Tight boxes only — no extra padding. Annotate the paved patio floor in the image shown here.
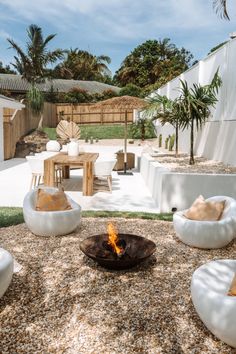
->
[0,145,159,213]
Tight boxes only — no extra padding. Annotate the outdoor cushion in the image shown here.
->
[191,260,236,348]
[184,195,225,221]
[36,188,72,211]
[173,196,236,249]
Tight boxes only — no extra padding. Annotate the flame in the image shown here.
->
[107,222,123,255]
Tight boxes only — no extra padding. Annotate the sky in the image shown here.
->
[0,0,236,75]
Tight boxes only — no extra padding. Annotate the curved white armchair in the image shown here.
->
[0,248,13,298]
[191,260,236,348]
[173,196,236,249]
[94,159,117,192]
[23,187,82,236]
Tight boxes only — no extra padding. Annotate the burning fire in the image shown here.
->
[107,223,124,255]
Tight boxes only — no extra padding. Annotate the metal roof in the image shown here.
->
[0,74,120,94]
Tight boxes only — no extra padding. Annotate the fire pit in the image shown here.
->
[80,223,156,270]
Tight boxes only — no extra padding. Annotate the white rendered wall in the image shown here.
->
[152,38,236,165]
[0,108,3,162]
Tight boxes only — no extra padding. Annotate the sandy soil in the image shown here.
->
[0,218,235,353]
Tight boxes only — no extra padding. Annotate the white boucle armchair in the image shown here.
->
[191,259,236,348]
[23,187,81,236]
[173,196,236,249]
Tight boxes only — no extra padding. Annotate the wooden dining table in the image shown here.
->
[44,152,99,196]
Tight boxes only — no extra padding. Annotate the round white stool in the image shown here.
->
[0,248,13,298]
[191,260,236,348]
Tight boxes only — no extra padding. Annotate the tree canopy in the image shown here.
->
[114,39,194,92]
[53,48,112,82]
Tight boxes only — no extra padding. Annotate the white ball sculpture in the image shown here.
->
[46,140,61,152]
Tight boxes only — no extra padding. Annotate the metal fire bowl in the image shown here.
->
[80,233,156,270]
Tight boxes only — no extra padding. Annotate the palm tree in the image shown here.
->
[179,70,222,164]
[8,24,63,84]
[213,0,229,19]
[7,24,63,128]
[144,94,181,157]
[54,48,111,81]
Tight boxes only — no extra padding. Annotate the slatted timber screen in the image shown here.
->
[55,103,133,125]
[3,102,57,160]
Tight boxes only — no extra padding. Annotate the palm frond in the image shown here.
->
[213,0,229,20]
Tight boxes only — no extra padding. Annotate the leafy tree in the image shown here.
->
[179,70,222,164]
[144,95,181,157]
[213,0,229,19]
[114,39,194,90]
[0,61,16,74]
[53,48,112,82]
[7,24,63,128]
[119,83,143,97]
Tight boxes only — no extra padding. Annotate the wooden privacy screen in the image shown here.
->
[55,103,133,125]
[3,103,56,160]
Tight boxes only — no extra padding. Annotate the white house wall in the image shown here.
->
[153,37,236,165]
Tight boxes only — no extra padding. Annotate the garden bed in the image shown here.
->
[0,218,235,353]
[153,153,236,174]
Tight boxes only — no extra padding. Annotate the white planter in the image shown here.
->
[46,140,61,152]
[67,139,79,156]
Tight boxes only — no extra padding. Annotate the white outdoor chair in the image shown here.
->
[0,248,13,299]
[26,155,62,190]
[173,196,236,249]
[191,259,236,348]
[23,187,82,236]
[94,159,117,192]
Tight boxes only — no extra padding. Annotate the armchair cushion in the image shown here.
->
[184,195,225,221]
[36,188,72,211]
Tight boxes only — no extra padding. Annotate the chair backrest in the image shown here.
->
[26,156,44,175]
[94,159,117,177]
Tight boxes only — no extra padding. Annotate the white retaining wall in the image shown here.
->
[140,154,236,212]
[153,37,236,166]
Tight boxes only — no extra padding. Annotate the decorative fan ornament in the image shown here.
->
[56,120,81,139]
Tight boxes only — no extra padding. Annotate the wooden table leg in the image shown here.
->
[44,159,55,187]
[83,161,94,196]
[62,165,70,179]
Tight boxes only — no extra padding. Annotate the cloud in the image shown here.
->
[0,0,228,39]
[0,29,10,39]
[0,0,235,72]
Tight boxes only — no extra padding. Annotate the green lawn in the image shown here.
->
[0,208,173,228]
[43,124,134,140]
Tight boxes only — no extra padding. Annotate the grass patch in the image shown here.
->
[0,208,172,228]
[43,127,57,140]
[82,211,173,221]
[43,124,133,140]
[0,207,24,228]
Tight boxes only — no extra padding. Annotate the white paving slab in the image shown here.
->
[0,146,159,213]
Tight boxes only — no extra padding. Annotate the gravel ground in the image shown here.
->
[151,154,236,174]
[0,218,236,354]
